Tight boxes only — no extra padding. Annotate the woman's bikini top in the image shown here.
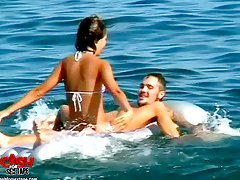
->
[66,51,106,112]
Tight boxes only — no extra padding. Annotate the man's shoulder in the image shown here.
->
[117,104,138,111]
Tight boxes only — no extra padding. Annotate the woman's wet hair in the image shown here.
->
[75,15,106,54]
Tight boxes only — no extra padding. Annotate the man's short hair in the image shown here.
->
[145,73,166,90]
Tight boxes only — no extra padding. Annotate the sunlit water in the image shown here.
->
[0,0,240,179]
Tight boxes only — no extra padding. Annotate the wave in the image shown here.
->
[2,99,236,161]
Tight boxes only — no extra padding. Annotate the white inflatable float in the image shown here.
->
[0,100,208,160]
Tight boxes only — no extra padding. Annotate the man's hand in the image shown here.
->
[110,109,133,132]
[0,110,10,122]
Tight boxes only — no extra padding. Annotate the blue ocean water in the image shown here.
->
[0,0,240,179]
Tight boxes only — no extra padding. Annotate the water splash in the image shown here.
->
[8,100,131,160]
[34,134,126,161]
[16,99,58,134]
[203,103,240,136]
[9,100,240,161]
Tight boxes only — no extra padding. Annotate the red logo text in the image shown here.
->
[0,154,34,168]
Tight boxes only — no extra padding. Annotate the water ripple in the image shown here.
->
[0,0,240,178]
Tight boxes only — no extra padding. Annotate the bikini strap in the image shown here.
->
[75,51,82,61]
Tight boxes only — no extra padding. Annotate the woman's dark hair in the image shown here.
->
[75,15,106,54]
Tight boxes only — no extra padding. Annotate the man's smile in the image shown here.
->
[139,93,148,99]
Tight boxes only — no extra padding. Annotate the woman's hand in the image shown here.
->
[0,110,10,122]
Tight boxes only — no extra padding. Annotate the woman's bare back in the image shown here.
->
[62,53,107,130]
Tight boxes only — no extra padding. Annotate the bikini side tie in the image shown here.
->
[72,92,83,112]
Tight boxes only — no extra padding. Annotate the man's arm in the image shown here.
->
[166,107,175,122]
[111,102,180,138]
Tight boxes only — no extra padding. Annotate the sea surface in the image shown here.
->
[0,0,240,179]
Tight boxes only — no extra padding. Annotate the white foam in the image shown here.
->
[203,104,240,136]
[33,133,126,161]
[16,100,57,133]
[4,100,240,161]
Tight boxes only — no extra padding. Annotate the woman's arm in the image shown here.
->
[0,62,64,121]
[100,61,132,112]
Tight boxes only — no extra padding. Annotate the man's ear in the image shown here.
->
[158,91,166,101]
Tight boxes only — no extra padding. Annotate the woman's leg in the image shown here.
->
[0,106,70,148]
[52,105,69,131]
[0,121,41,148]
[0,132,39,148]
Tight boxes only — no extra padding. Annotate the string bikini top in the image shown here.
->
[69,51,106,112]
[75,51,82,61]
[74,50,94,61]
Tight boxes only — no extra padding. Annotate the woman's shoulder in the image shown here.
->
[62,55,74,62]
[61,54,109,66]
[99,58,109,64]
[92,57,109,67]
[59,55,75,67]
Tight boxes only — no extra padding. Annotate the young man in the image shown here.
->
[110,73,199,136]
[108,73,180,137]
[0,73,181,148]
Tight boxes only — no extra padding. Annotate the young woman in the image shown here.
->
[0,15,133,147]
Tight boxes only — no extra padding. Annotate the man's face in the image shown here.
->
[137,76,165,106]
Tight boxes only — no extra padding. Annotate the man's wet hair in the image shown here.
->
[144,73,166,90]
